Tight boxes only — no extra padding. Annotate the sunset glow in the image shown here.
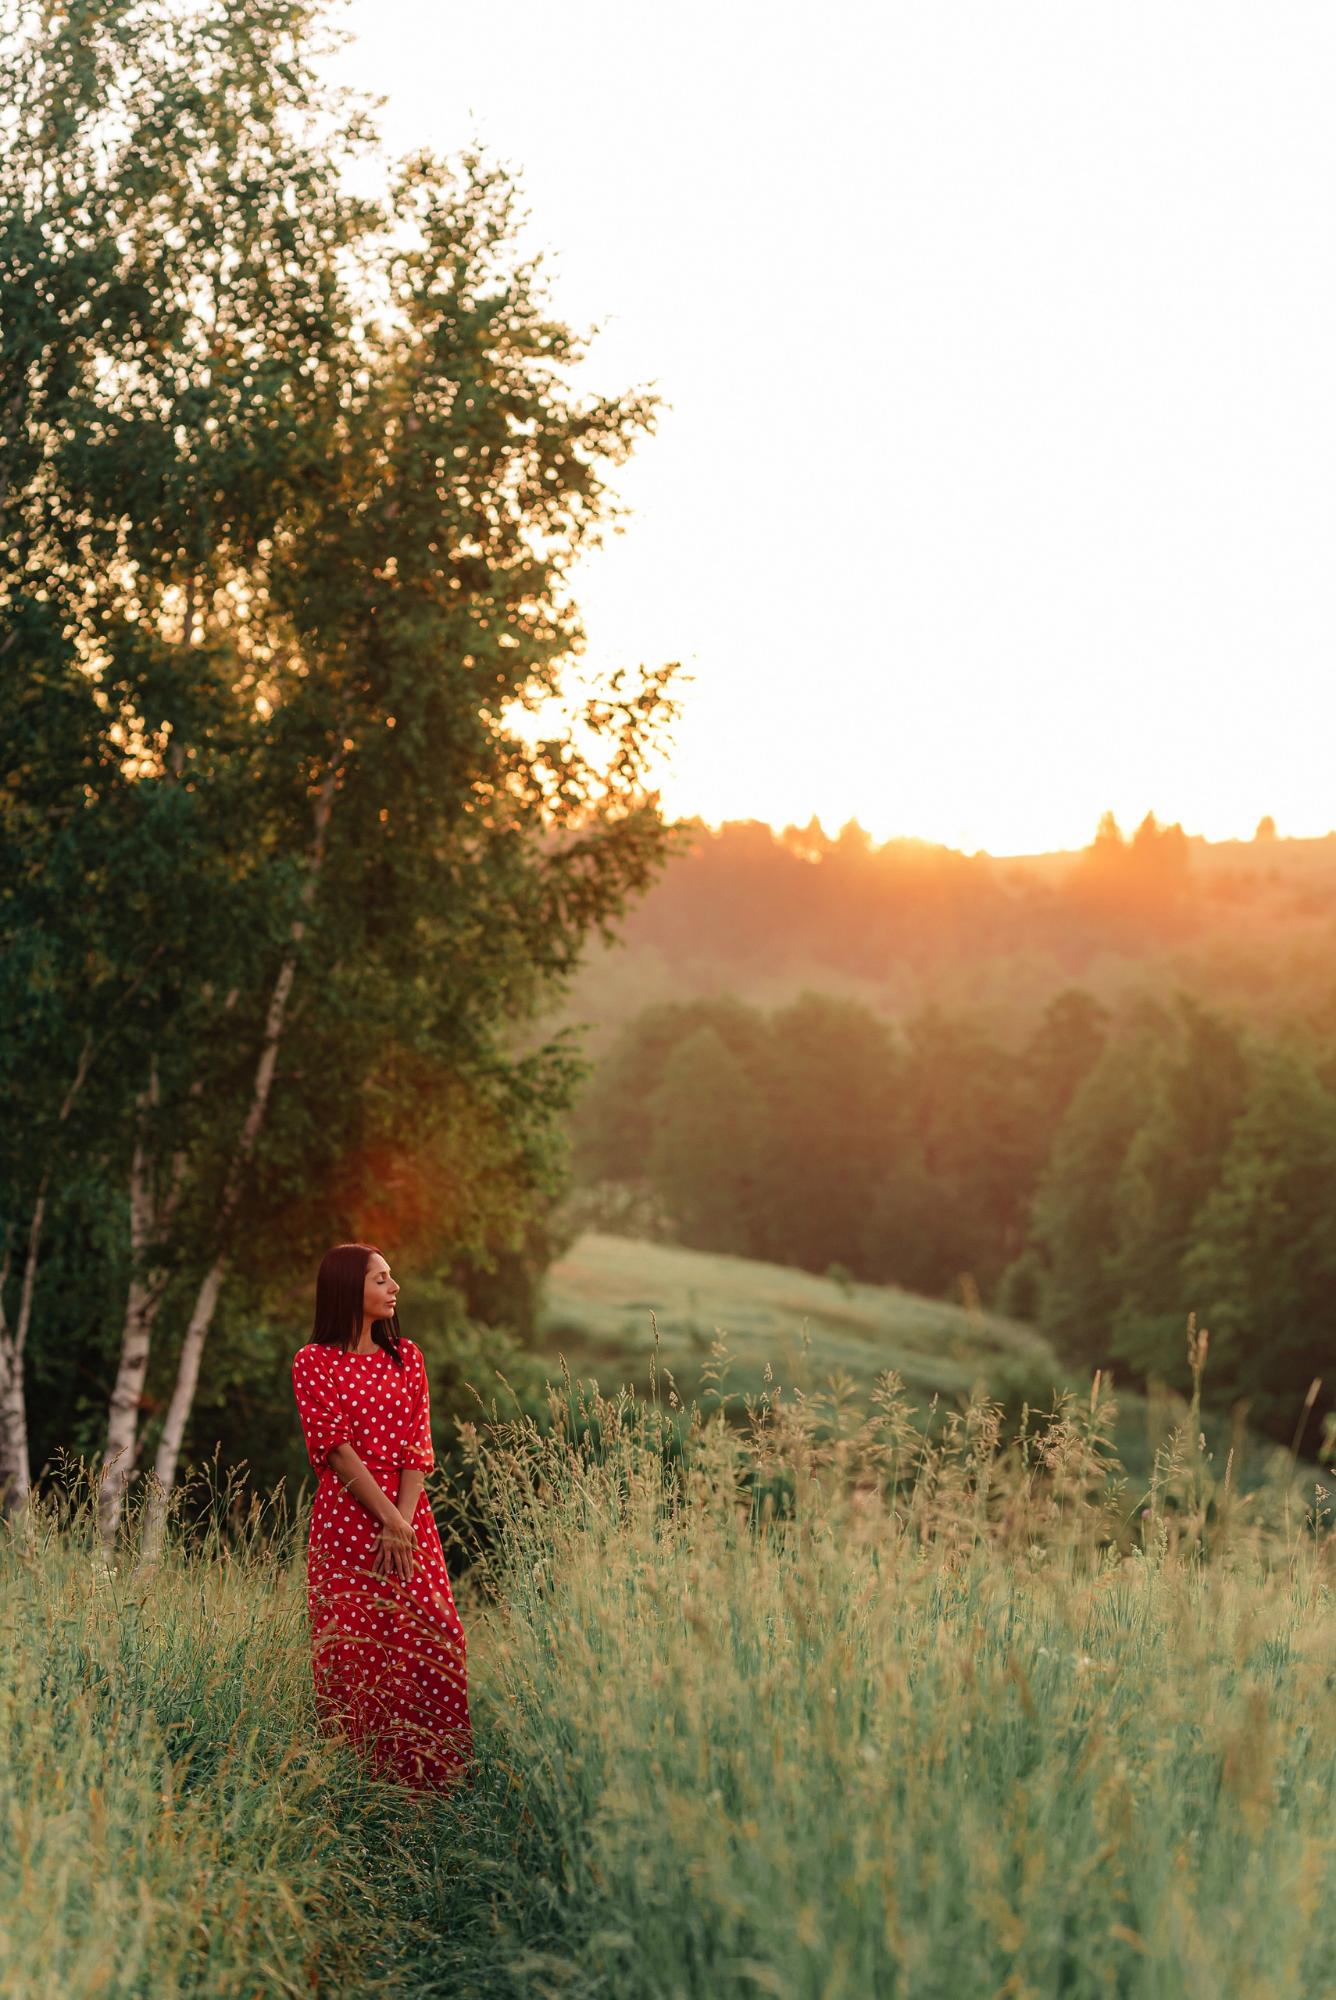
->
[329,0,1336,858]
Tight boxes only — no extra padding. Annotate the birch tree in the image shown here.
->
[1,0,680,1544]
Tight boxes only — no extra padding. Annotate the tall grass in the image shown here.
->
[2,1338,1333,1997]
[449,1339,1336,1997]
[0,1464,487,1999]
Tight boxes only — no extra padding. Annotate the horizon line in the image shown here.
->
[663,810,1330,863]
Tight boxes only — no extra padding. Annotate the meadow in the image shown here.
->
[3,1336,1333,1999]
[538,1231,1299,1490]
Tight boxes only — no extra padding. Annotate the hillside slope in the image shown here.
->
[541,1230,1053,1406]
[537,1231,1297,1491]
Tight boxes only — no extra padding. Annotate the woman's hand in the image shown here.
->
[371,1510,418,1581]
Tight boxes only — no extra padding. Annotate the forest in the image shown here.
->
[568,806,1336,1038]
[566,811,1336,1453]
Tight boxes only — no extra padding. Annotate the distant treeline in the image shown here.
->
[572,987,1335,1449]
[618,813,1336,1001]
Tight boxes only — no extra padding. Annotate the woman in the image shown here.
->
[291,1242,472,1790]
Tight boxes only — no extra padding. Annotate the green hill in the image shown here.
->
[537,1231,1299,1492]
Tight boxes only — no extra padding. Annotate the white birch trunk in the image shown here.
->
[0,1195,43,1517]
[98,1005,235,1551]
[137,751,341,1562]
[98,577,209,1552]
[0,1244,30,1522]
[97,1097,171,1549]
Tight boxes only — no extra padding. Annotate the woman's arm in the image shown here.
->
[369,1468,426,1578]
[395,1466,426,1523]
[327,1441,411,1532]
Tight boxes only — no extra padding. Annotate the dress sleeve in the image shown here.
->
[399,1344,435,1473]
[292,1344,353,1472]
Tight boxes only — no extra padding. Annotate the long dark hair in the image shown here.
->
[311,1241,405,1368]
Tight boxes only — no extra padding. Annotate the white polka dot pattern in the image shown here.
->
[291,1338,472,1791]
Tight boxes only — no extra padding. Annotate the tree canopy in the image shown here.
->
[0,0,680,1529]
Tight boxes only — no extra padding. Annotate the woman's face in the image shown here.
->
[362,1252,400,1327]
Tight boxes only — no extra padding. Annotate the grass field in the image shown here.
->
[3,1326,1331,1997]
[539,1231,1054,1399]
[537,1231,1300,1491]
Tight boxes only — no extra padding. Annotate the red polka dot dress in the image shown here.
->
[291,1336,472,1790]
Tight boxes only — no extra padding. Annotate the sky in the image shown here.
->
[323,0,1336,856]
